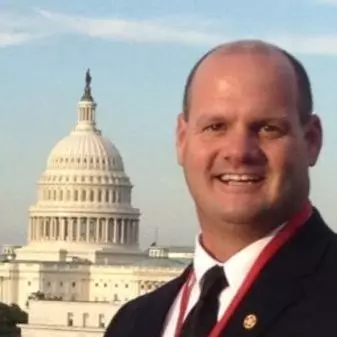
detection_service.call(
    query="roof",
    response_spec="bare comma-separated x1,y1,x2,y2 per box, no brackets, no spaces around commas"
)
166,246,194,254
131,257,189,269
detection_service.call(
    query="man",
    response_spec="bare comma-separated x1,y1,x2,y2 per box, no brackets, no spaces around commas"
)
104,40,337,337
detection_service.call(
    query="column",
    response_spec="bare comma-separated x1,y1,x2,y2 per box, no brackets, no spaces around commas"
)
96,218,100,243
68,218,73,241
39,218,44,240
60,218,65,240
133,220,138,244
86,218,90,242
42,218,46,239
113,218,118,243
120,219,125,244
104,218,109,243
51,218,55,240
77,217,81,242
124,219,129,244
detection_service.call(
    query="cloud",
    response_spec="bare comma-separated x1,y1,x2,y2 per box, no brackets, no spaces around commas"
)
0,10,46,47
0,32,35,46
1,8,337,55
36,9,224,46
262,34,337,56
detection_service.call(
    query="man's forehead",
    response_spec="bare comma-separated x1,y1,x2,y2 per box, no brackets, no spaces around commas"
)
191,43,296,96
197,45,293,76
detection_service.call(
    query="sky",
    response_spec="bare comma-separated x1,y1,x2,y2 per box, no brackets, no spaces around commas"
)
0,0,337,248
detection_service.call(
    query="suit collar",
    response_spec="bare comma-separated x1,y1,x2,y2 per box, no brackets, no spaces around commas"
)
135,263,192,337
219,208,333,337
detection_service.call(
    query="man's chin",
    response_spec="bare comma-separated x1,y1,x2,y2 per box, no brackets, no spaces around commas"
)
214,202,271,225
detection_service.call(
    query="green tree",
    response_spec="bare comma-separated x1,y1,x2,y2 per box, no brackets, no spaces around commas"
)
0,302,27,336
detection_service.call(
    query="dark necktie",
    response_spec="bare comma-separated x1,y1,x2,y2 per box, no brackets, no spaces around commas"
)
179,265,228,337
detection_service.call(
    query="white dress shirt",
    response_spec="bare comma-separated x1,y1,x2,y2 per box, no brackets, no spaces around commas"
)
161,226,284,337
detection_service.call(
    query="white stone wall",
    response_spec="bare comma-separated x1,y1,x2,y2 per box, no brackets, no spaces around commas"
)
21,300,121,337
0,262,20,305
1,260,183,310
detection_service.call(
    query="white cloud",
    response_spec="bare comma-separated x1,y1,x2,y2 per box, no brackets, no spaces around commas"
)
36,9,224,46
272,35,337,55
0,32,35,46
1,8,337,55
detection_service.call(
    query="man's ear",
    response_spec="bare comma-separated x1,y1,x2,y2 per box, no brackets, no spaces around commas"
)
176,113,187,166
304,114,323,167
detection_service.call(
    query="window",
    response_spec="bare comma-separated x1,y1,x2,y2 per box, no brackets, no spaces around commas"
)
72,281,76,288
82,313,89,327
67,313,73,327
98,314,105,328
60,281,63,287
104,283,107,288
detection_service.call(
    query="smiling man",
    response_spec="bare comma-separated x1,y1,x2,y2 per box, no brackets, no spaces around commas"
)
104,40,337,337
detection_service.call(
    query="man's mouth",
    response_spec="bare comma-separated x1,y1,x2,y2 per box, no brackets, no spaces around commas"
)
215,174,265,184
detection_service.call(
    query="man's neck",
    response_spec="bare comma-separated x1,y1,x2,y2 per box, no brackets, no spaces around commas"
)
199,222,281,263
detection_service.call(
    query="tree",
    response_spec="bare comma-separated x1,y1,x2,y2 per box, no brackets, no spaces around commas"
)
0,302,27,336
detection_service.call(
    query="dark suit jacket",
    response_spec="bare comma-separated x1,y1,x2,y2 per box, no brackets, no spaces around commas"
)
104,209,337,337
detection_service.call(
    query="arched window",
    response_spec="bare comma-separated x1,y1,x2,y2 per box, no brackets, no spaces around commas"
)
81,190,86,202
74,190,78,201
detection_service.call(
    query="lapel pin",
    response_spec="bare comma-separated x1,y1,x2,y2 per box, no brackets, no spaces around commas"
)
243,314,258,330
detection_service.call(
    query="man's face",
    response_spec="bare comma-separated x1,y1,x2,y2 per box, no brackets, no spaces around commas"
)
176,51,322,226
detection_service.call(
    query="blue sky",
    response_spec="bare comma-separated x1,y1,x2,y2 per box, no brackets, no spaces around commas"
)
1,0,337,248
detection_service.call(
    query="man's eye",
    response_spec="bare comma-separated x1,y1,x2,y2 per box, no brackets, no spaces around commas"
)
262,125,279,132
259,124,284,137
203,123,224,132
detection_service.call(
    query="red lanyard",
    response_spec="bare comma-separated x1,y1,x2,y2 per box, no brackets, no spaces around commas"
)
174,202,312,337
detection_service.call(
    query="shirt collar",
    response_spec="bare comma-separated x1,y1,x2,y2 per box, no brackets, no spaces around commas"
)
193,224,285,290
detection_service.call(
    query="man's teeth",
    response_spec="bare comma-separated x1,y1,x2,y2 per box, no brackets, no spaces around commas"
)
218,174,263,183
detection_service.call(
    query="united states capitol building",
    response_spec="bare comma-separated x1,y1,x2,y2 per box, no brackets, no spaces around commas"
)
0,71,193,337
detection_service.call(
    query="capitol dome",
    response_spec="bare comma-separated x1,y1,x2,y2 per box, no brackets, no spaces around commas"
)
47,130,125,172
23,70,141,261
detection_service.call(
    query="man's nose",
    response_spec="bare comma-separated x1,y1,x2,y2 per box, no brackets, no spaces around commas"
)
219,130,266,167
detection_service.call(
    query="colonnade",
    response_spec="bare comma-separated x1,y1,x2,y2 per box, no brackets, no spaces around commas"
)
28,216,139,245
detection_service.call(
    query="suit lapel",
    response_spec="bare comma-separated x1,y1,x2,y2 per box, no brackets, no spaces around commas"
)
136,264,192,337
219,209,333,337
